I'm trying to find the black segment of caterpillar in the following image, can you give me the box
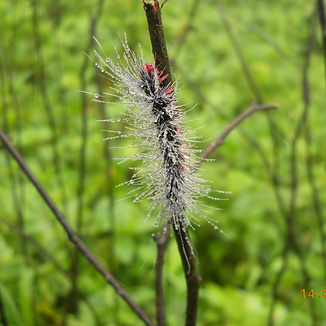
[140,63,187,228]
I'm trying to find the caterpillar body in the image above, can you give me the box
[93,37,227,235]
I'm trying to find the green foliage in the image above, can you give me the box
[0,0,324,325]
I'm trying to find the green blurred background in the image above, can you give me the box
[0,0,325,325]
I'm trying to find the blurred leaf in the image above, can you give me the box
[18,266,35,326]
[0,282,23,326]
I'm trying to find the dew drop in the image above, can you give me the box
[94,93,99,98]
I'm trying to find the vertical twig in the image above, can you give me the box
[142,1,201,325]
[304,2,326,284]
[31,0,67,211]
[69,0,104,312]
[173,223,201,326]
[267,12,319,326]
[0,288,8,326]
[142,0,172,87]
[153,228,169,326]
[317,0,326,88]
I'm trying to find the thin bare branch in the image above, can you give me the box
[153,227,170,326]
[198,101,278,163]
[268,13,319,325]
[142,2,201,325]
[142,0,172,88]
[317,0,326,87]
[0,128,155,326]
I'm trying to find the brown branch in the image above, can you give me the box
[141,3,279,326]
[142,0,172,88]
[199,101,278,163]
[268,14,319,325]
[153,227,170,326]
[173,224,201,326]
[0,128,155,326]
[317,0,326,88]
[303,15,326,281]
[142,2,201,325]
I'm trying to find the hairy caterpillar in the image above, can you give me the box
[92,37,228,235]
